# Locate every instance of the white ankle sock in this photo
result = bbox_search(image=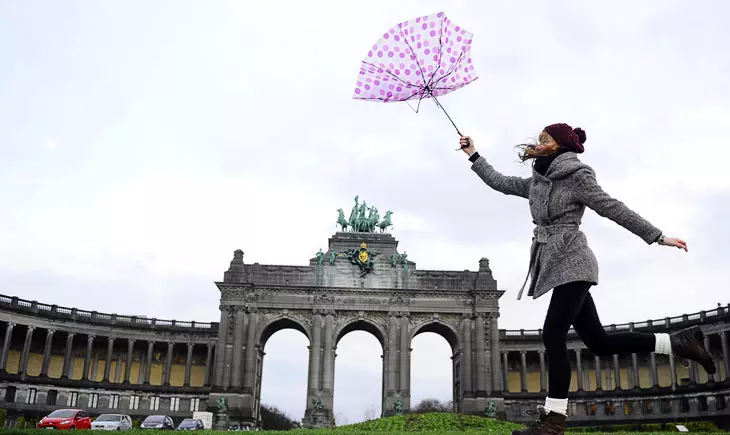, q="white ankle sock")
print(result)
[544,397,568,416]
[654,333,672,355]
